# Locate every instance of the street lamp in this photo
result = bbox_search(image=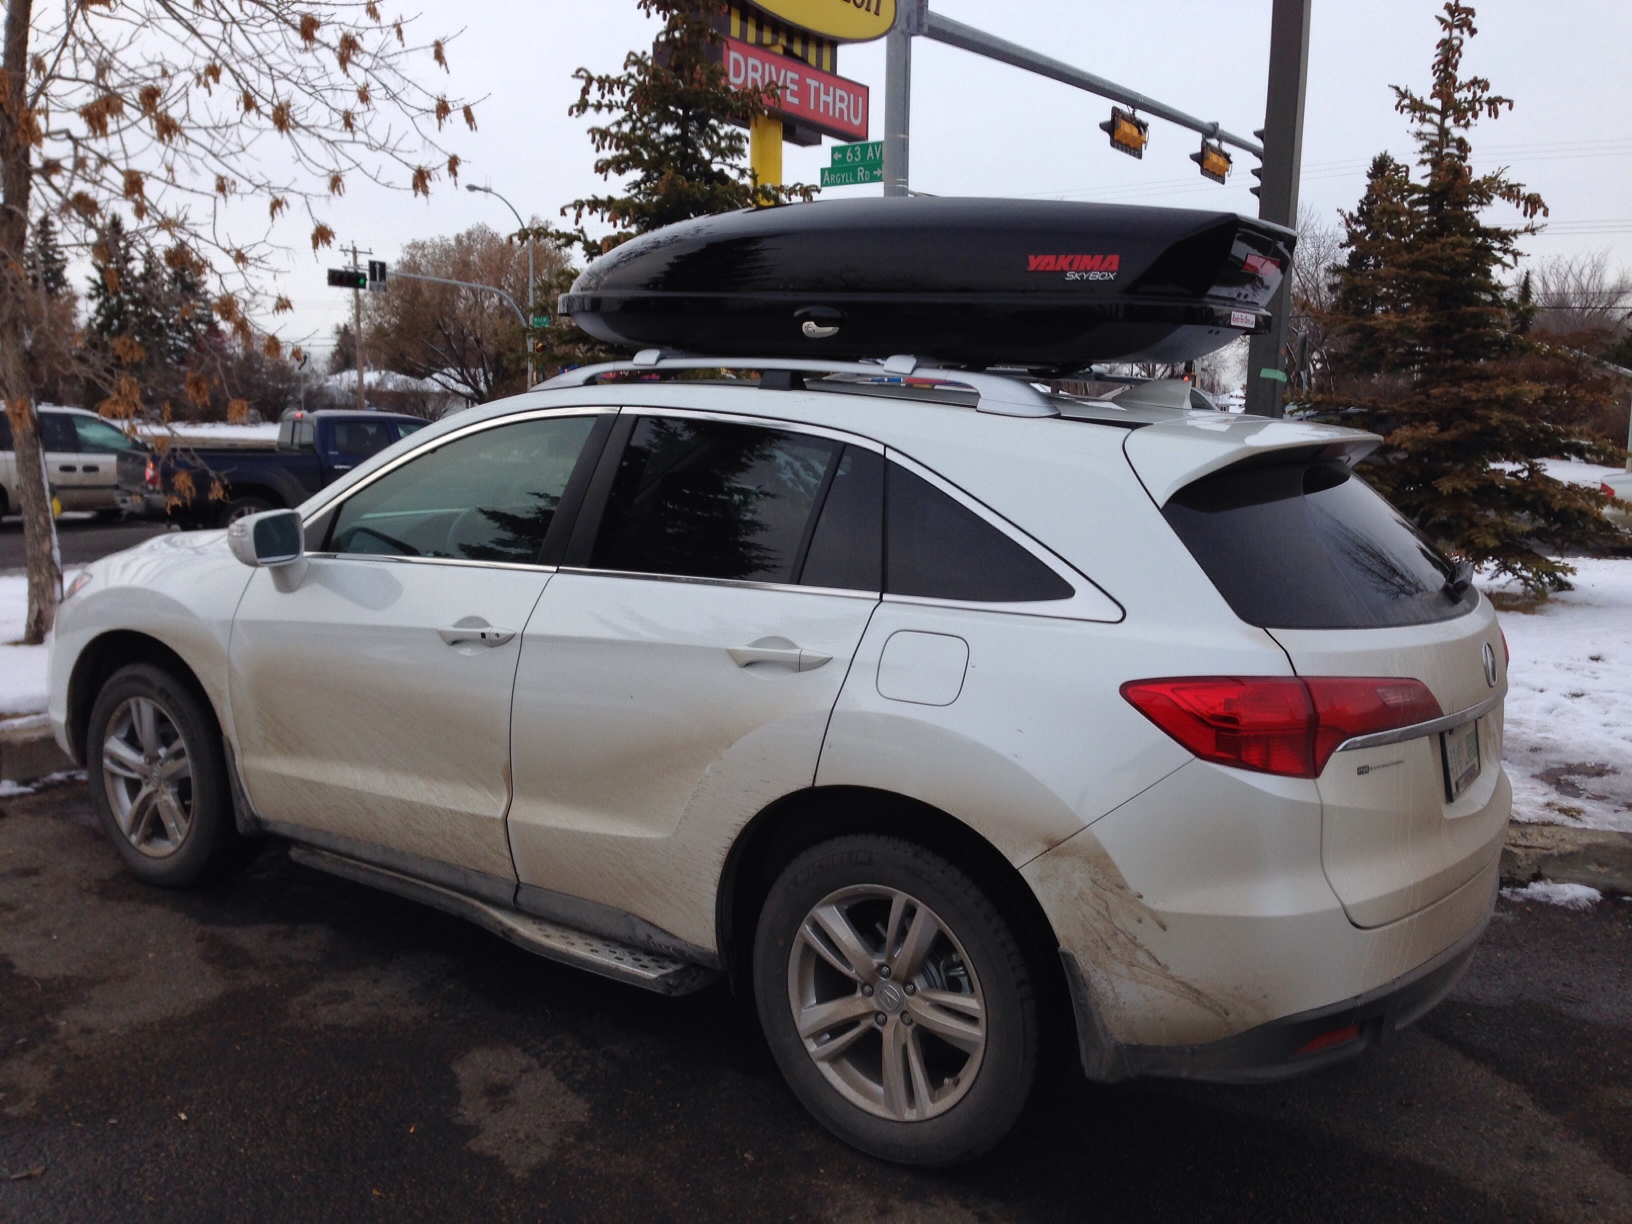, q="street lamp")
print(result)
[467,183,536,388]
